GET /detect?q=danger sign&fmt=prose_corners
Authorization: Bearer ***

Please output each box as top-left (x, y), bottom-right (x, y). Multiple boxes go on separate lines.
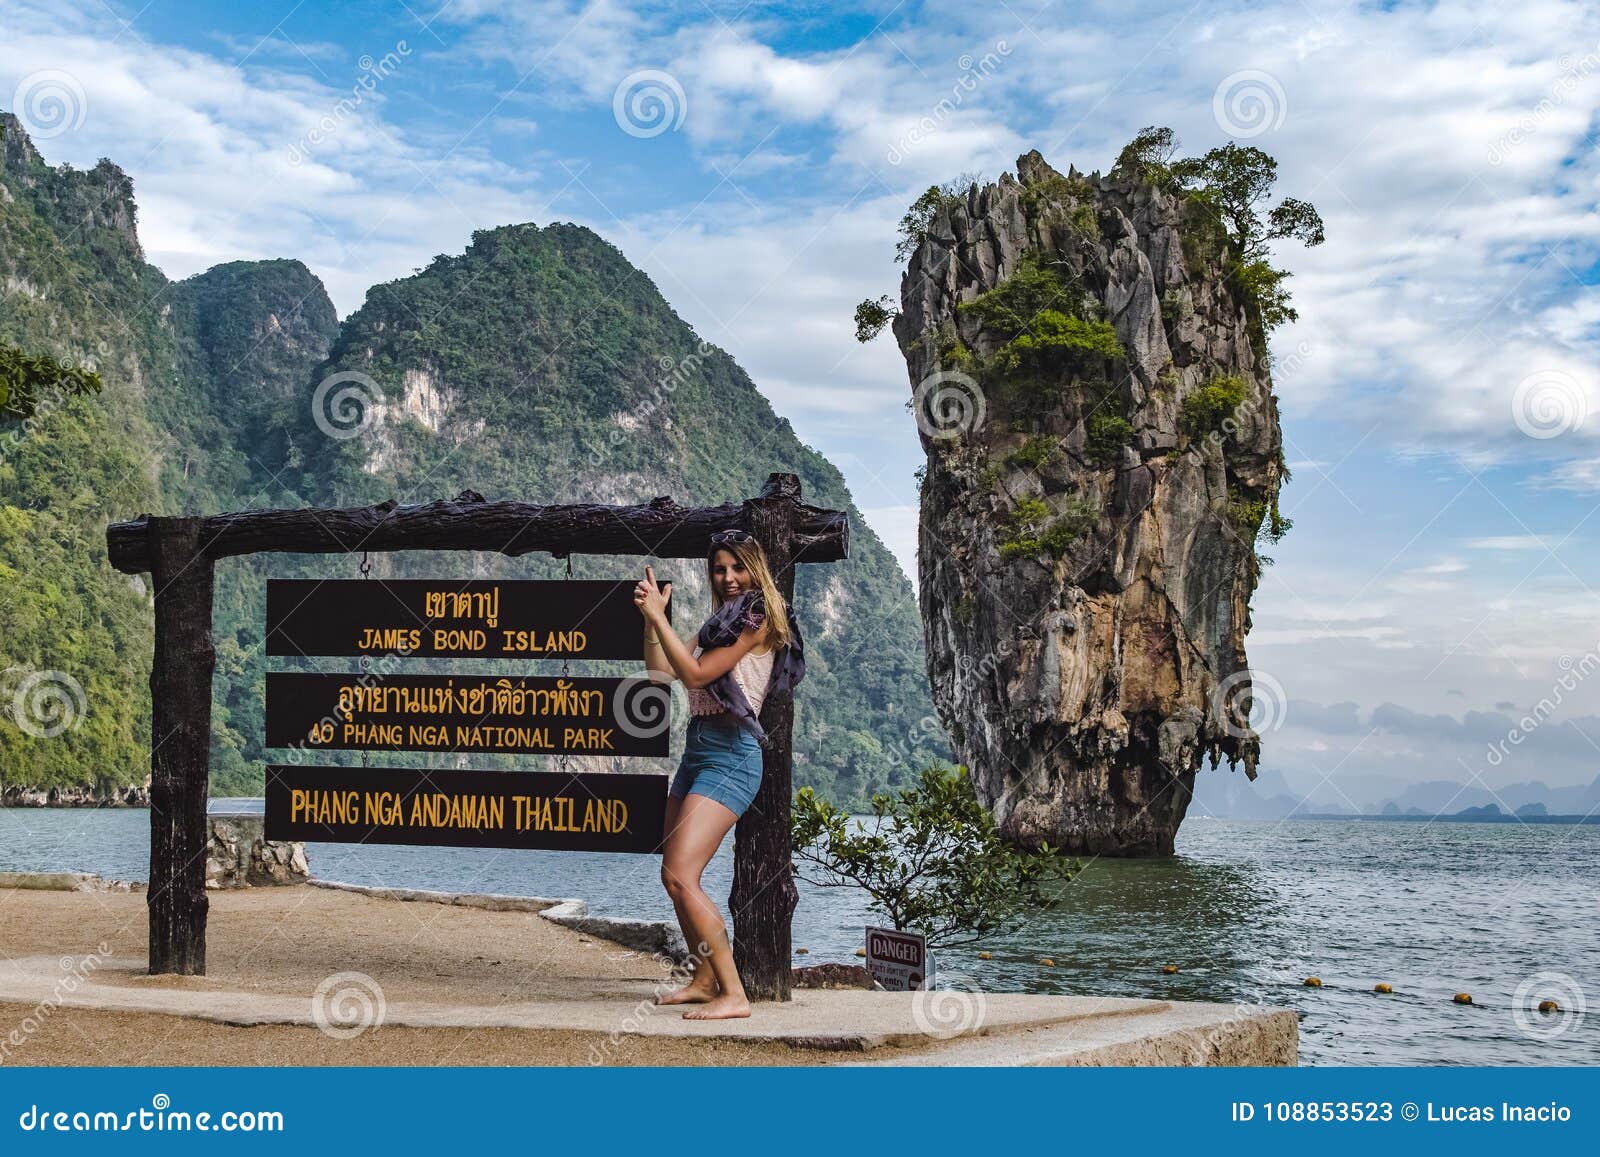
top-left (865, 926), bottom-right (931, 992)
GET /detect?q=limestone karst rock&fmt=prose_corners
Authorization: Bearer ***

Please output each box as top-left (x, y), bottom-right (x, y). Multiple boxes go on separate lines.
top-left (891, 150), bottom-right (1285, 855)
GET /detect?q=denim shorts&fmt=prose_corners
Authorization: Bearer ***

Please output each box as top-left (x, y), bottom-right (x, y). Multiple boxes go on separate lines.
top-left (670, 716), bottom-right (764, 816)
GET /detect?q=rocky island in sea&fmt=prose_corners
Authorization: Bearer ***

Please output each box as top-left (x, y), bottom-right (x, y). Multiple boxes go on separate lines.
top-left (875, 139), bottom-right (1320, 855)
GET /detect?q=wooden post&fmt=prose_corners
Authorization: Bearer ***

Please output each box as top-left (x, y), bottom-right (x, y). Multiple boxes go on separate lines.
top-left (730, 472), bottom-right (801, 1001)
top-left (146, 517), bottom-right (215, 975)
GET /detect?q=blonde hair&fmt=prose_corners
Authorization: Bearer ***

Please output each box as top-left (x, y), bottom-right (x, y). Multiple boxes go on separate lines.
top-left (708, 537), bottom-right (791, 650)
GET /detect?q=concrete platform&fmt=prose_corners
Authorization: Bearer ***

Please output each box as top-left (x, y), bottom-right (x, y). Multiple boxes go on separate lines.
top-left (0, 881), bottom-right (1296, 1065)
top-left (0, 951), bottom-right (1295, 1065)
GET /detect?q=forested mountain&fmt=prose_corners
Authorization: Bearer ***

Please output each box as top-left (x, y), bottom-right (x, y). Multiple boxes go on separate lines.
top-left (0, 112), bottom-right (940, 807)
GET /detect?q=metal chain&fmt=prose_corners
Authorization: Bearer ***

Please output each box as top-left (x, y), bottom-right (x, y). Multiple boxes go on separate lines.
top-left (358, 551), bottom-right (372, 769)
top-left (557, 553), bottom-right (574, 777)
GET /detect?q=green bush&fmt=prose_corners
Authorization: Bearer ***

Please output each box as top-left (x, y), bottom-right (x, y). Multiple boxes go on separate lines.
top-left (1180, 374), bottom-right (1248, 438)
top-left (1070, 202), bottom-right (1100, 241)
top-left (958, 253), bottom-right (1078, 336)
top-left (1007, 436), bottom-right (1058, 471)
top-left (0, 343), bottom-right (101, 420)
top-left (792, 764), bottom-right (1079, 948)
top-left (997, 494), bottom-right (1098, 560)
top-left (994, 310), bottom-right (1124, 374)
top-left (854, 295), bottom-right (895, 343)
top-left (1086, 412), bottom-right (1134, 463)
top-left (1228, 493), bottom-right (1292, 545)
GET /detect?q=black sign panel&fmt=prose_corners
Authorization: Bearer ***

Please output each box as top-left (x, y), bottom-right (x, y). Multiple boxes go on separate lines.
top-left (265, 764), bottom-right (666, 852)
top-left (265, 579), bottom-right (669, 659)
top-left (265, 672), bottom-right (670, 756)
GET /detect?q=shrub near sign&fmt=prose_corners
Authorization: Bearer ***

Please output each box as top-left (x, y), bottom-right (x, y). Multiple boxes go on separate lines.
top-left (865, 926), bottom-right (931, 991)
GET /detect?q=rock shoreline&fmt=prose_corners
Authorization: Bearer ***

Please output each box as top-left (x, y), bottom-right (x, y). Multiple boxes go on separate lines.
top-left (2, 785), bottom-right (150, 807)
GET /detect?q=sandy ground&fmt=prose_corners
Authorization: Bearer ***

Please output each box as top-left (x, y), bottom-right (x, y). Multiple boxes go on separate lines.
top-left (0, 886), bottom-right (822, 1066)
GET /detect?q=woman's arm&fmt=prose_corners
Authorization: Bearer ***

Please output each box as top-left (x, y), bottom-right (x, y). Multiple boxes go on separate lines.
top-left (641, 578), bottom-right (675, 681)
top-left (635, 565), bottom-right (762, 688)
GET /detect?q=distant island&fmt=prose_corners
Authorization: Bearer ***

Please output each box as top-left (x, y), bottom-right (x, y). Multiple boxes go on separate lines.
top-left (1289, 809), bottom-right (1598, 825)
top-left (1193, 764), bottom-right (1600, 823)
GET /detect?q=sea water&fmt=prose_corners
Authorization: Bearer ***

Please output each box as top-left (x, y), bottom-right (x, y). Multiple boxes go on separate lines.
top-left (1, 809), bottom-right (1594, 1066)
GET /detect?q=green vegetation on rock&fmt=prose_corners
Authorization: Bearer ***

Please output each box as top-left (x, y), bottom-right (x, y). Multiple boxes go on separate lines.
top-left (997, 494), bottom-right (1098, 560)
top-left (1180, 373), bottom-right (1249, 439)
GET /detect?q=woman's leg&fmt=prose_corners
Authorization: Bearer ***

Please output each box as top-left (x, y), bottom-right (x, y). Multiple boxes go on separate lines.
top-left (656, 794), bottom-right (719, 1004)
top-left (658, 793), bottom-right (750, 1019)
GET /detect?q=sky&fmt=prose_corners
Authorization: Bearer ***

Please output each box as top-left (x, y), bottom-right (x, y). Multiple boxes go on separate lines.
top-left (5, 0), bottom-right (1600, 803)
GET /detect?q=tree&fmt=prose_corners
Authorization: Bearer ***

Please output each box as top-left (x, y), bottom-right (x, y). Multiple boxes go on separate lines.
top-left (0, 343), bottom-right (102, 421)
top-left (792, 763), bottom-right (1079, 948)
top-left (855, 175), bottom-right (981, 344)
top-left (895, 172), bottom-right (979, 261)
top-left (1164, 140), bottom-right (1324, 332)
top-left (854, 295), bottom-right (894, 343)
top-left (1111, 125), bottom-right (1177, 182)
top-left (1169, 142), bottom-right (1324, 263)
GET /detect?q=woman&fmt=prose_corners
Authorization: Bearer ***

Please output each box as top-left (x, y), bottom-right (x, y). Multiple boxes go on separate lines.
top-left (634, 528), bottom-right (804, 1020)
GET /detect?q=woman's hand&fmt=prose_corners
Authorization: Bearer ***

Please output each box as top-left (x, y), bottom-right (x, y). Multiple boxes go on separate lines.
top-left (634, 565), bottom-right (671, 623)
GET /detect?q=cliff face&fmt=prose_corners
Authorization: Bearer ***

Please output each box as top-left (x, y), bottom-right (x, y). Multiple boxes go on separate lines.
top-left (0, 113), bottom-right (338, 796)
top-left (892, 150), bottom-right (1283, 856)
top-left (2, 108), bottom-right (942, 804)
top-left (285, 223), bottom-right (942, 800)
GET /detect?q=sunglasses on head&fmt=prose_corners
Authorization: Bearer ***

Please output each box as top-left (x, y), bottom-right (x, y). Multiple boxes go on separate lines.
top-left (709, 528), bottom-right (753, 547)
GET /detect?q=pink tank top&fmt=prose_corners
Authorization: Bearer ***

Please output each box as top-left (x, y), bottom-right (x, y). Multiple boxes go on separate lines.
top-left (687, 645), bottom-right (776, 717)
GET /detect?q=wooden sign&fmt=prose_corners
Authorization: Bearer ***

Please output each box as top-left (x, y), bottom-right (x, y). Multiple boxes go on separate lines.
top-left (265, 672), bottom-right (671, 756)
top-left (265, 579), bottom-right (669, 659)
top-left (265, 764), bottom-right (667, 852)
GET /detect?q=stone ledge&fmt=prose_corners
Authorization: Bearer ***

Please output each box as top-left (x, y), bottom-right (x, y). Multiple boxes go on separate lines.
top-left (306, 879), bottom-right (690, 964)
top-left (307, 878), bottom-right (572, 912)
top-left (0, 871), bottom-right (144, 892)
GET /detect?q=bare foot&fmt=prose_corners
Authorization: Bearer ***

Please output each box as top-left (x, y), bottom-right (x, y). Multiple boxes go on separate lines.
top-left (682, 994), bottom-right (751, 1020)
top-left (656, 978), bottom-right (719, 1005)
